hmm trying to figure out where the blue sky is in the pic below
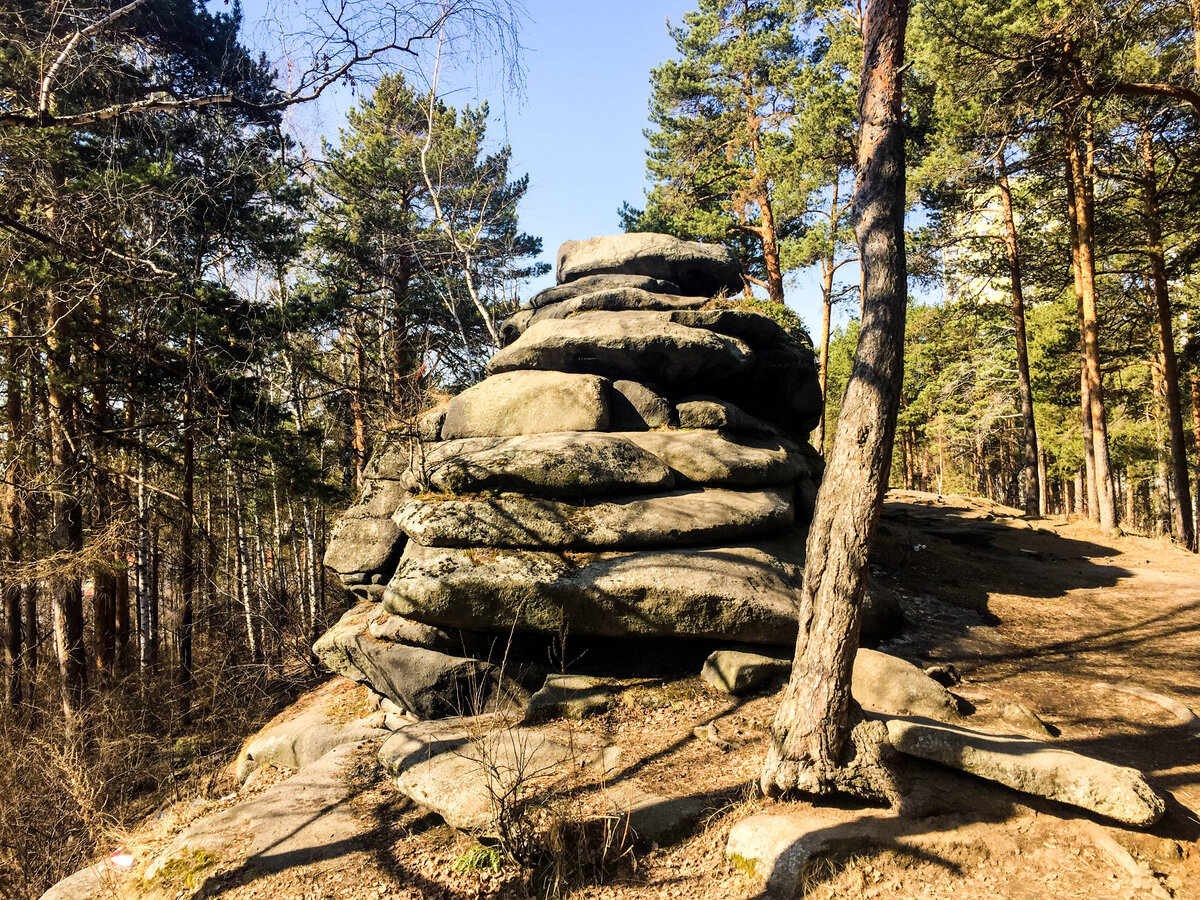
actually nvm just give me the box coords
[237,0,852,336]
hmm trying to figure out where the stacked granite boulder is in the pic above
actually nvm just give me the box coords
[317,233,826,717]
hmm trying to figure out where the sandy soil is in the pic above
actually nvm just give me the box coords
[109,490,1200,899]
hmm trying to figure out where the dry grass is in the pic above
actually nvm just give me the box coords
[0,658,319,900]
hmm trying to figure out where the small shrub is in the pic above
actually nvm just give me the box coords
[704,295,814,346]
[452,843,504,874]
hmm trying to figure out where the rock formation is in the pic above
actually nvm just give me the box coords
[317,232,826,715]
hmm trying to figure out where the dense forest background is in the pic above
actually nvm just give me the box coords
[1,0,1198,896]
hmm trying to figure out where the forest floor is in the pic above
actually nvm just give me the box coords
[82,490,1200,900]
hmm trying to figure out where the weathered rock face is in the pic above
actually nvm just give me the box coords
[555,233,743,297]
[441,370,611,438]
[489,310,756,389]
[319,233,826,717]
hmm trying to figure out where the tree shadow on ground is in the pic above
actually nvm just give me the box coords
[874,503,1131,616]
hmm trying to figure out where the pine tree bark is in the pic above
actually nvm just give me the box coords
[1140,128,1194,548]
[233,465,260,663]
[136,424,156,673]
[3,314,24,708]
[1064,115,1117,532]
[1190,363,1200,551]
[1064,138,1098,521]
[351,323,368,490]
[996,148,1040,517]
[45,289,87,718]
[759,187,786,304]
[762,0,908,799]
[115,568,129,666]
[150,523,160,669]
[91,295,116,675]
[179,332,196,697]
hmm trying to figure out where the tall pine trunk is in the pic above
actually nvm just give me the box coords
[180,341,196,700]
[136,424,154,673]
[1063,152,1097,520]
[814,180,843,455]
[1064,115,1117,532]
[91,295,116,675]
[1190,363,1200,551]
[996,147,1040,517]
[45,289,86,719]
[3,312,24,708]
[762,0,908,798]
[1140,128,1194,548]
[233,465,260,663]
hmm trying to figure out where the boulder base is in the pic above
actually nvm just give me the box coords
[314,602,530,718]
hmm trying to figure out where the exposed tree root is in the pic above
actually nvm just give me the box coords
[760,716,905,808]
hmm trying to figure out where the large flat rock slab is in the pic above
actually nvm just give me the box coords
[527,287,709,327]
[487,311,754,389]
[379,718,591,832]
[883,716,1166,826]
[393,486,794,549]
[620,430,814,486]
[147,742,370,884]
[382,539,804,643]
[528,273,682,309]
[402,432,675,497]
[556,233,742,297]
[441,370,610,438]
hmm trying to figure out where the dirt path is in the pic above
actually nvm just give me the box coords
[878,491,1200,820]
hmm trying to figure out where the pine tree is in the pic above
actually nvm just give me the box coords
[633,0,804,303]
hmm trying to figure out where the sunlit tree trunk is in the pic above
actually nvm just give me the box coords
[996,148,1040,517]
[1065,145,1097,521]
[233,465,260,663]
[179,330,196,702]
[137,426,153,673]
[1190,364,1200,551]
[91,295,116,676]
[814,179,842,455]
[1140,128,1194,548]
[3,311,24,708]
[1064,115,1117,532]
[762,0,908,799]
[45,289,86,719]
[351,323,368,490]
